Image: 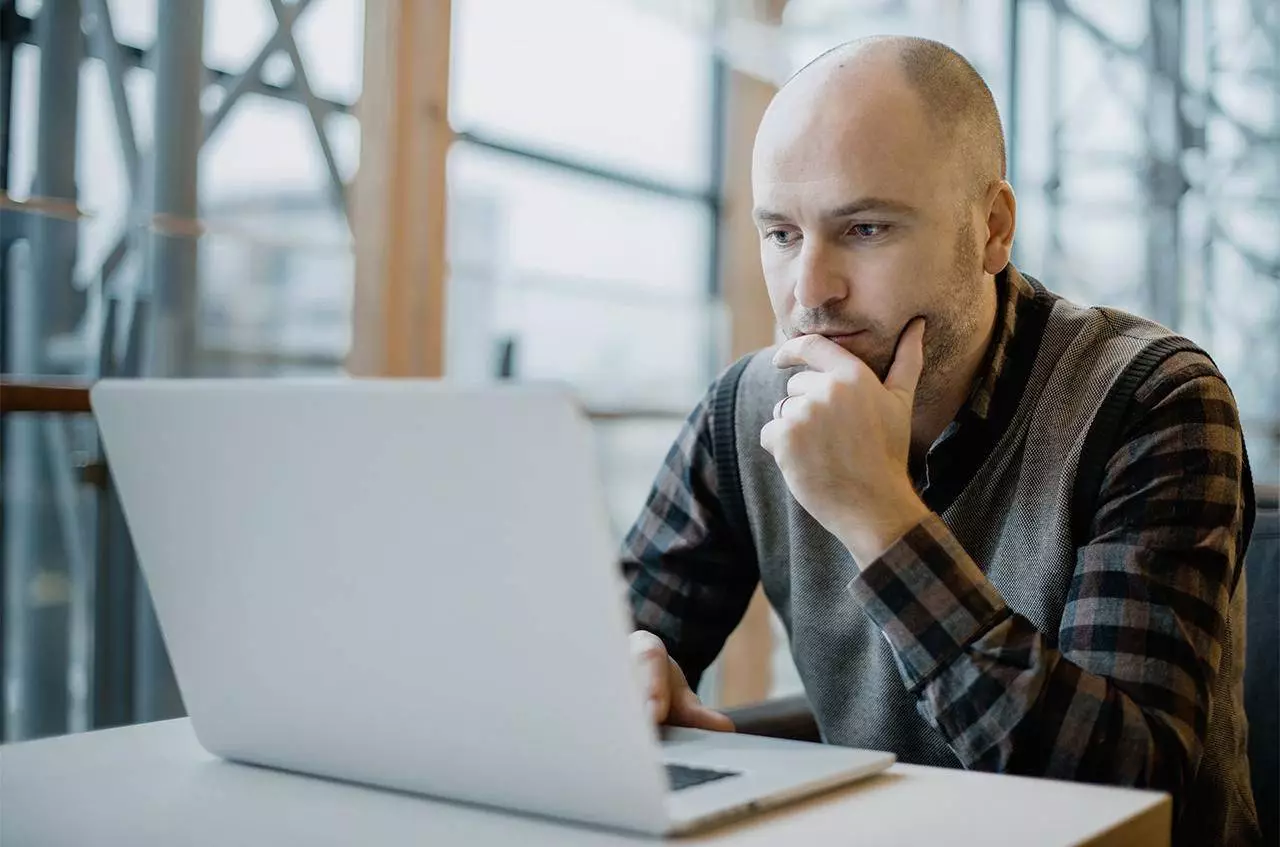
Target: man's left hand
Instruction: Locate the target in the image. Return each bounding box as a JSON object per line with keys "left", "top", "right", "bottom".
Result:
{"left": 760, "top": 318, "right": 932, "bottom": 567}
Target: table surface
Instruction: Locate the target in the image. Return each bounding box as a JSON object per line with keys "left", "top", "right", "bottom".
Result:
{"left": 0, "top": 718, "right": 1170, "bottom": 846}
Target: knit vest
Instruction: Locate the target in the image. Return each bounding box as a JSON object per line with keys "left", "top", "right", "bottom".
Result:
{"left": 715, "top": 282, "right": 1257, "bottom": 845}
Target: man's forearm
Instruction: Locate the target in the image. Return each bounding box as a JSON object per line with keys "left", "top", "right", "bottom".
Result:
{"left": 848, "top": 514, "right": 1208, "bottom": 796}
{"left": 829, "top": 479, "right": 932, "bottom": 568}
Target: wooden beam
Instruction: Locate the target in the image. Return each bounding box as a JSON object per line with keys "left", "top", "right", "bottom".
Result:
{"left": 0, "top": 379, "right": 93, "bottom": 415}
{"left": 719, "top": 72, "right": 778, "bottom": 363}
{"left": 349, "top": 0, "right": 452, "bottom": 378}
{"left": 716, "top": 64, "right": 782, "bottom": 709}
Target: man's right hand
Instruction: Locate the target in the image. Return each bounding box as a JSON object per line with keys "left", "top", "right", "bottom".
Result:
{"left": 630, "top": 631, "right": 735, "bottom": 732}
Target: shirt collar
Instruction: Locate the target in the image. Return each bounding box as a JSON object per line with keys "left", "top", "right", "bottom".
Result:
{"left": 965, "top": 264, "right": 1036, "bottom": 422}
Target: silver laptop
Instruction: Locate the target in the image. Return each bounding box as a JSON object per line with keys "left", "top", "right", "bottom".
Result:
{"left": 91, "top": 379, "right": 894, "bottom": 837}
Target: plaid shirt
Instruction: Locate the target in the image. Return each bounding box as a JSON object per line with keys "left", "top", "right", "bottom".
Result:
{"left": 622, "top": 270, "right": 1250, "bottom": 815}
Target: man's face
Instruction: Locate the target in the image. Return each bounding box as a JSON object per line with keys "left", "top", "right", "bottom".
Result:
{"left": 752, "top": 69, "right": 988, "bottom": 401}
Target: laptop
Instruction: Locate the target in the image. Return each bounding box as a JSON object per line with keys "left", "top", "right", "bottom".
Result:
{"left": 90, "top": 379, "right": 894, "bottom": 837}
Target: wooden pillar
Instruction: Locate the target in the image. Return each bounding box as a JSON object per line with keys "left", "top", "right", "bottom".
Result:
{"left": 349, "top": 0, "right": 452, "bottom": 378}
{"left": 715, "top": 54, "right": 784, "bottom": 708}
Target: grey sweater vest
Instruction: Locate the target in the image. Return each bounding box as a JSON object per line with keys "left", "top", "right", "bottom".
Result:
{"left": 720, "top": 285, "right": 1255, "bottom": 842}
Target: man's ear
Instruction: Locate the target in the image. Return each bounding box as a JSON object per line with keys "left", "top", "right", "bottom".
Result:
{"left": 983, "top": 181, "right": 1016, "bottom": 274}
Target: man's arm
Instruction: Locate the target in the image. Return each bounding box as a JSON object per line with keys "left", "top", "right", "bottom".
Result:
{"left": 849, "top": 351, "right": 1247, "bottom": 800}
{"left": 622, "top": 382, "right": 761, "bottom": 691}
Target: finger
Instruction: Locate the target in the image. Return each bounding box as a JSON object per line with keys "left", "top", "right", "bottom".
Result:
{"left": 668, "top": 688, "right": 736, "bottom": 733}
{"left": 630, "top": 632, "right": 671, "bottom": 723}
{"left": 759, "top": 419, "right": 780, "bottom": 457}
{"left": 885, "top": 317, "right": 927, "bottom": 403}
{"left": 771, "top": 394, "right": 807, "bottom": 421}
{"left": 785, "top": 371, "right": 827, "bottom": 397}
{"left": 772, "top": 334, "right": 856, "bottom": 373}
{"left": 772, "top": 394, "right": 809, "bottom": 421}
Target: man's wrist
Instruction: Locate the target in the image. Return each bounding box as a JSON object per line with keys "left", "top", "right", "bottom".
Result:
{"left": 834, "top": 485, "right": 932, "bottom": 568}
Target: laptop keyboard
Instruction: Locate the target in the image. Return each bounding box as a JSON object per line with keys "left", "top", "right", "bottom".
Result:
{"left": 665, "top": 763, "right": 740, "bottom": 792}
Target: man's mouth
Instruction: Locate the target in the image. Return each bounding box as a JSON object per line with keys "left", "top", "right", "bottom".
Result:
{"left": 791, "top": 326, "right": 869, "bottom": 341}
{"left": 819, "top": 330, "right": 866, "bottom": 343}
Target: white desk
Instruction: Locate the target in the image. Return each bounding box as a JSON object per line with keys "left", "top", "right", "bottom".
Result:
{"left": 1, "top": 719, "right": 1169, "bottom": 846}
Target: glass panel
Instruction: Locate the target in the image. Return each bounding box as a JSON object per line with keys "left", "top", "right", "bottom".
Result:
{"left": 198, "top": 89, "right": 355, "bottom": 374}
{"left": 201, "top": 93, "right": 335, "bottom": 198}
{"left": 7, "top": 45, "right": 40, "bottom": 202}
{"left": 784, "top": 0, "right": 1011, "bottom": 90}
{"left": 446, "top": 143, "right": 716, "bottom": 409}
{"left": 324, "top": 110, "right": 361, "bottom": 183}
{"left": 75, "top": 59, "right": 131, "bottom": 284}
{"left": 104, "top": 0, "right": 158, "bottom": 50}
{"left": 203, "top": 0, "right": 276, "bottom": 73}
{"left": 451, "top": 0, "right": 712, "bottom": 191}
{"left": 294, "top": 0, "right": 365, "bottom": 104}
{"left": 198, "top": 219, "right": 353, "bottom": 375}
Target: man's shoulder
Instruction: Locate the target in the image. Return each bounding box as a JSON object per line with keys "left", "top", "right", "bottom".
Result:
{"left": 1035, "top": 294, "right": 1224, "bottom": 392}
{"left": 1075, "top": 306, "right": 1232, "bottom": 410}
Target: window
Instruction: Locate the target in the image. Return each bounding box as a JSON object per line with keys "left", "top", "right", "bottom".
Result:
{"left": 452, "top": 0, "right": 713, "bottom": 191}
{"left": 447, "top": 0, "right": 722, "bottom": 543}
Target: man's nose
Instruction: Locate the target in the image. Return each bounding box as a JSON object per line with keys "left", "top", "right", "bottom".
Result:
{"left": 793, "top": 241, "right": 849, "bottom": 311}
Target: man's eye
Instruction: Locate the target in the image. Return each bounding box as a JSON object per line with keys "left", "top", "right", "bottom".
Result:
{"left": 765, "top": 229, "right": 798, "bottom": 246}
{"left": 849, "top": 224, "right": 888, "bottom": 239}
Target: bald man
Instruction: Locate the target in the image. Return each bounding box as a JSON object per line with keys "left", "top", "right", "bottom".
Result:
{"left": 622, "top": 37, "right": 1259, "bottom": 847}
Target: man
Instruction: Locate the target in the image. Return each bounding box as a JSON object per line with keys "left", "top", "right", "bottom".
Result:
{"left": 622, "top": 36, "right": 1259, "bottom": 847}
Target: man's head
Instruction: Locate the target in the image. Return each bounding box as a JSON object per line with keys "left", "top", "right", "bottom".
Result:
{"left": 752, "top": 36, "right": 1016, "bottom": 406}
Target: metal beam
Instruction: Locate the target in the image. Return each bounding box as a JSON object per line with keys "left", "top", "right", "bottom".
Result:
{"left": 203, "top": 0, "right": 317, "bottom": 142}
{"left": 1144, "top": 0, "right": 1186, "bottom": 329}
{"left": 91, "top": 297, "right": 144, "bottom": 730}
{"left": 4, "top": 0, "right": 84, "bottom": 743}
{"left": 30, "top": 0, "right": 84, "bottom": 347}
{"left": 1006, "top": 0, "right": 1020, "bottom": 193}
{"left": 454, "top": 130, "right": 716, "bottom": 205}
{"left": 1045, "top": 0, "right": 1063, "bottom": 286}
{"left": 705, "top": 1, "right": 729, "bottom": 383}
{"left": 0, "top": 0, "right": 15, "bottom": 196}
{"left": 9, "top": 10, "right": 355, "bottom": 117}
{"left": 267, "top": 0, "right": 348, "bottom": 216}
{"left": 143, "top": 0, "right": 205, "bottom": 379}
{"left": 1, "top": 0, "right": 18, "bottom": 379}
{"left": 132, "top": 0, "right": 206, "bottom": 725}
{"left": 0, "top": 0, "right": 11, "bottom": 741}
{"left": 42, "top": 415, "right": 97, "bottom": 735}
{"left": 83, "top": 0, "right": 141, "bottom": 195}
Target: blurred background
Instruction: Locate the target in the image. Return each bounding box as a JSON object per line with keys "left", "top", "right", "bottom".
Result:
{"left": 1, "top": 0, "right": 1277, "bottom": 743}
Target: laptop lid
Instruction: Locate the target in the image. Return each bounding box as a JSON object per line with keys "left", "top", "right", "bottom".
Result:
{"left": 91, "top": 379, "right": 671, "bottom": 833}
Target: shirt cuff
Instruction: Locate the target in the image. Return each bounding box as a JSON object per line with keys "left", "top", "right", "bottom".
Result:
{"left": 847, "top": 513, "right": 1010, "bottom": 692}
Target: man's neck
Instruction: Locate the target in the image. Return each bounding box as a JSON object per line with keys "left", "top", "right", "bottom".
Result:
{"left": 909, "top": 276, "right": 1001, "bottom": 465}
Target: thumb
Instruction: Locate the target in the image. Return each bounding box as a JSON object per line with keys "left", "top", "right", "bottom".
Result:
{"left": 630, "top": 631, "right": 672, "bottom": 723}
{"left": 668, "top": 687, "right": 736, "bottom": 733}
{"left": 885, "top": 317, "right": 926, "bottom": 404}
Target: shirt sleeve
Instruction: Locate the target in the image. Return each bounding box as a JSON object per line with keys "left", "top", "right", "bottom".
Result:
{"left": 621, "top": 380, "right": 761, "bottom": 688}
{"left": 846, "top": 351, "right": 1248, "bottom": 804}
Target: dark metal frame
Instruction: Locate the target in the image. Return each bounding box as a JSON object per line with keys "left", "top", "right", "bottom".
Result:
{"left": 0, "top": 0, "right": 17, "bottom": 743}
